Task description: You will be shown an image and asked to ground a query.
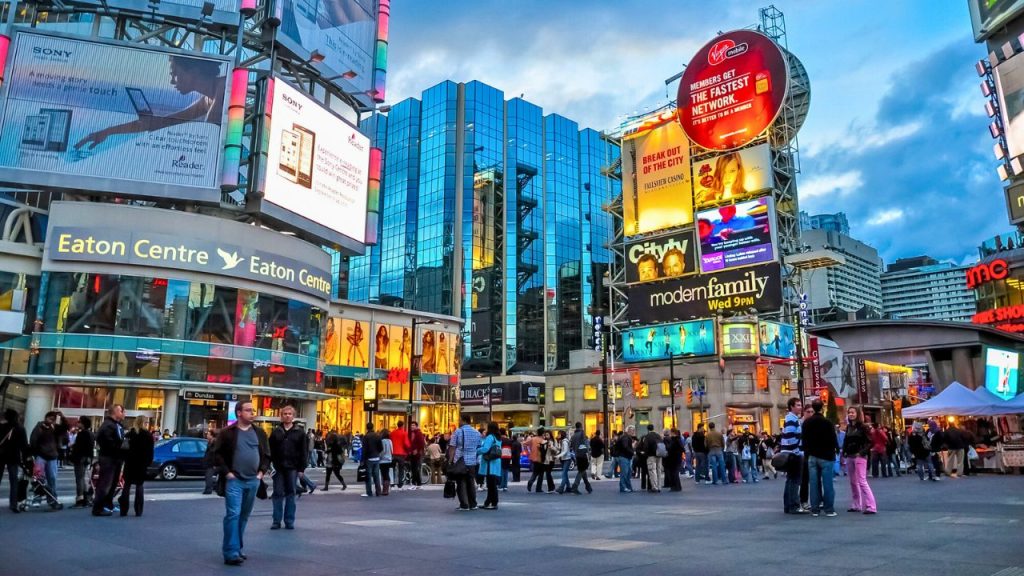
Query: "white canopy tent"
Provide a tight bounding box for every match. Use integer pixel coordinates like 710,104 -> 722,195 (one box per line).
901,382 -> 993,418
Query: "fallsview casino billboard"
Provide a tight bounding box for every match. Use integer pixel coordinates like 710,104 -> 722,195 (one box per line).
676,30 -> 789,151
0,30 -> 231,202
262,78 -> 370,247
621,118 -> 693,236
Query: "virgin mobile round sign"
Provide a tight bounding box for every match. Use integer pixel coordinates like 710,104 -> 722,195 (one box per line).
677,30 -> 789,151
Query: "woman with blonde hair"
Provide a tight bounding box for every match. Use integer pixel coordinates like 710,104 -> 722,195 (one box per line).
120,416 -> 155,516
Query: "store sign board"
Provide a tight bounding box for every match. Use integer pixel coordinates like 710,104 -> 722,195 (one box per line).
183,390 -> 241,401
42,202 -> 332,301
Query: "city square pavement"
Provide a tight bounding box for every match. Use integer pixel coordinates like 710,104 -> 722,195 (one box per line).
2,469 -> 1023,576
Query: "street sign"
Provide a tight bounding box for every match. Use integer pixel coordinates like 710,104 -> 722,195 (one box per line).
183,391 -> 241,402
363,400 -> 378,412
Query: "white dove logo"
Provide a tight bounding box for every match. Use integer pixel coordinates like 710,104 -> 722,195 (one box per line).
217,248 -> 244,270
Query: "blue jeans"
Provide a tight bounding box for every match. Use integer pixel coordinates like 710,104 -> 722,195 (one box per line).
500,462 -> 509,489
807,455 -> 835,513
682,454 -> 695,476
784,454 -> 803,512
272,469 -> 297,527
363,460 -> 381,496
222,476 -> 260,561
915,457 -> 935,480
694,452 -> 708,481
35,457 -> 58,499
307,450 -> 318,469
741,458 -> 758,483
557,459 -> 571,491
617,457 -> 633,491
708,451 -> 727,485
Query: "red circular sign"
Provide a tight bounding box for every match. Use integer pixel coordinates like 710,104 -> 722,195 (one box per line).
677,30 -> 789,151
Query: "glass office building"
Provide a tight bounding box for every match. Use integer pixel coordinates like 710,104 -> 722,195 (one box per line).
345,80 -> 620,373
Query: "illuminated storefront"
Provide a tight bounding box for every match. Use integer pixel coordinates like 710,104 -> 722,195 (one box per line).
972,234 -> 1024,334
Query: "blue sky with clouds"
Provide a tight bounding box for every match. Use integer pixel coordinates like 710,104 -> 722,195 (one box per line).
386,1 -> 1006,265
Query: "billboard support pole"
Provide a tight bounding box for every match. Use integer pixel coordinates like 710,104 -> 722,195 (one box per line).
669,351 -> 677,430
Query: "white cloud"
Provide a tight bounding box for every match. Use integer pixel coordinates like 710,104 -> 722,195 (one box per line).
866,208 -> 904,227
799,170 -> 862,199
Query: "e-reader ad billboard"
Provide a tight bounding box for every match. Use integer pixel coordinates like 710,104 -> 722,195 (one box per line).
263,78 -> 370,246
0,30 -> 230,202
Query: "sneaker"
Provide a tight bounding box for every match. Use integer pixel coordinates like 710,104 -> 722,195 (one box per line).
864,510 -> 877,515
825,511 -> 838,517
360,494 -> 371,498
811,511 -> 819,517
704,480 -> 712,485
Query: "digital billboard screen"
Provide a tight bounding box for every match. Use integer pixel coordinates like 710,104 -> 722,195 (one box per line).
697,196 -> 777,273
721,323 -> 757,356
692,143 -> 773,209
276,0 -> 377,96
626,262 -> 783,323
68,0 -> 240,26
0,30 -> 230,202
625,229 -> 698,284
969,0 -> 1024,41
621,118 -> 693,236
996,54 -> 1024,160
263,78 -> 369,246
985,346 -> 1020,401
621,319 -> 716,363
676,30 -> 789,151
758,320 -> 795,358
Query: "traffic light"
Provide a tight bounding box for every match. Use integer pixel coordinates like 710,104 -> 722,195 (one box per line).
781,380 -> 790,395
820,388 -> 829,405
687,388 -> 693,404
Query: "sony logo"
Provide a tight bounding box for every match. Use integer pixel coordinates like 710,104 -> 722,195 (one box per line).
33,47 -> 72,58
281,94 -> 303,111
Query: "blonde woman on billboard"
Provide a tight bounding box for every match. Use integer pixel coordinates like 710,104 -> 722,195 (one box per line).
74,56 -> 226,150
401,327 -> 412,369
699,152 -> 748,205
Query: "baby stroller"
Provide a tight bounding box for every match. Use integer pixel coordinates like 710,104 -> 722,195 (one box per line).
90,460 -> 124,513
16,459 -> 63,511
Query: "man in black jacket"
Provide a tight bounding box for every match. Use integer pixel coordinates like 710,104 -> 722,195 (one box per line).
30,411 -> 61,505
70,416 -> 95,508
616,426 -> 636,493
1,409 -> 29,513
802,400 -> 838,517
92,405 -> 125,516
268,405 -> 307,530
212,400 -> 270,566
691,424 -> 708,483
360,422 -> 384,497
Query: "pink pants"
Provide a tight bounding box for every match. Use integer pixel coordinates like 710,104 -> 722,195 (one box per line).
846,456 -> 876,513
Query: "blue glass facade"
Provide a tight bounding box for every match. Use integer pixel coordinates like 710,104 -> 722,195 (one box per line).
378,98 -> 422,308
415,81 -> 459,315
348,81 -> 618,373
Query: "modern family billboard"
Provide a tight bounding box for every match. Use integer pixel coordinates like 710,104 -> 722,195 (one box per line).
275,0 -> 378,97
626,262 -> 782,323
625,229 -> 698,284
621,118 -> 693,236
696,195 -> 777,273
676,30 -> 789,152
621,318 -> 716,363
0,30 -> 230,202
692,143 -> 773,208
262,78 -> 370,246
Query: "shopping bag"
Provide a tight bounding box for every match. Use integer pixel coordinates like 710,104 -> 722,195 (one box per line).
356,464 -> 367,482
443,478 -> 457,499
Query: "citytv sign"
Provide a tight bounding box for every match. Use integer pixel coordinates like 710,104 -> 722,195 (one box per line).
966,259 -> 1009,289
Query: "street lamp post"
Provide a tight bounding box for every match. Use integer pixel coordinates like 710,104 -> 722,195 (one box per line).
487,373 -> 494,423
669,351 -> 677,430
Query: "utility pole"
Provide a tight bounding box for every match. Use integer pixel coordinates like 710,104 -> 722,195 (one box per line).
601,332 -> 610,442
669,351 -> 677,430
487,373 -> 494,423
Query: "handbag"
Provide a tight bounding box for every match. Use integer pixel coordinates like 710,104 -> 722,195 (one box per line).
256,478 -> 269,500
356,464 -> 367,482
443,478 -> 457,499
771,451 -> 793,470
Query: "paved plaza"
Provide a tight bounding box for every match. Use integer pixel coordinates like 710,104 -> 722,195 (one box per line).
2,470 -> 1023,576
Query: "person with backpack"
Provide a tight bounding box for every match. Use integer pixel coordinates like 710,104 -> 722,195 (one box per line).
476,422 -> 502,509
498,429 -> 513,491
909,422 -> 937,481
569,423 -> 593,494
643,425 -> 664,493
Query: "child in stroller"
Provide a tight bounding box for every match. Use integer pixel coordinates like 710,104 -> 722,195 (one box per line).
16,459 -> 63,511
